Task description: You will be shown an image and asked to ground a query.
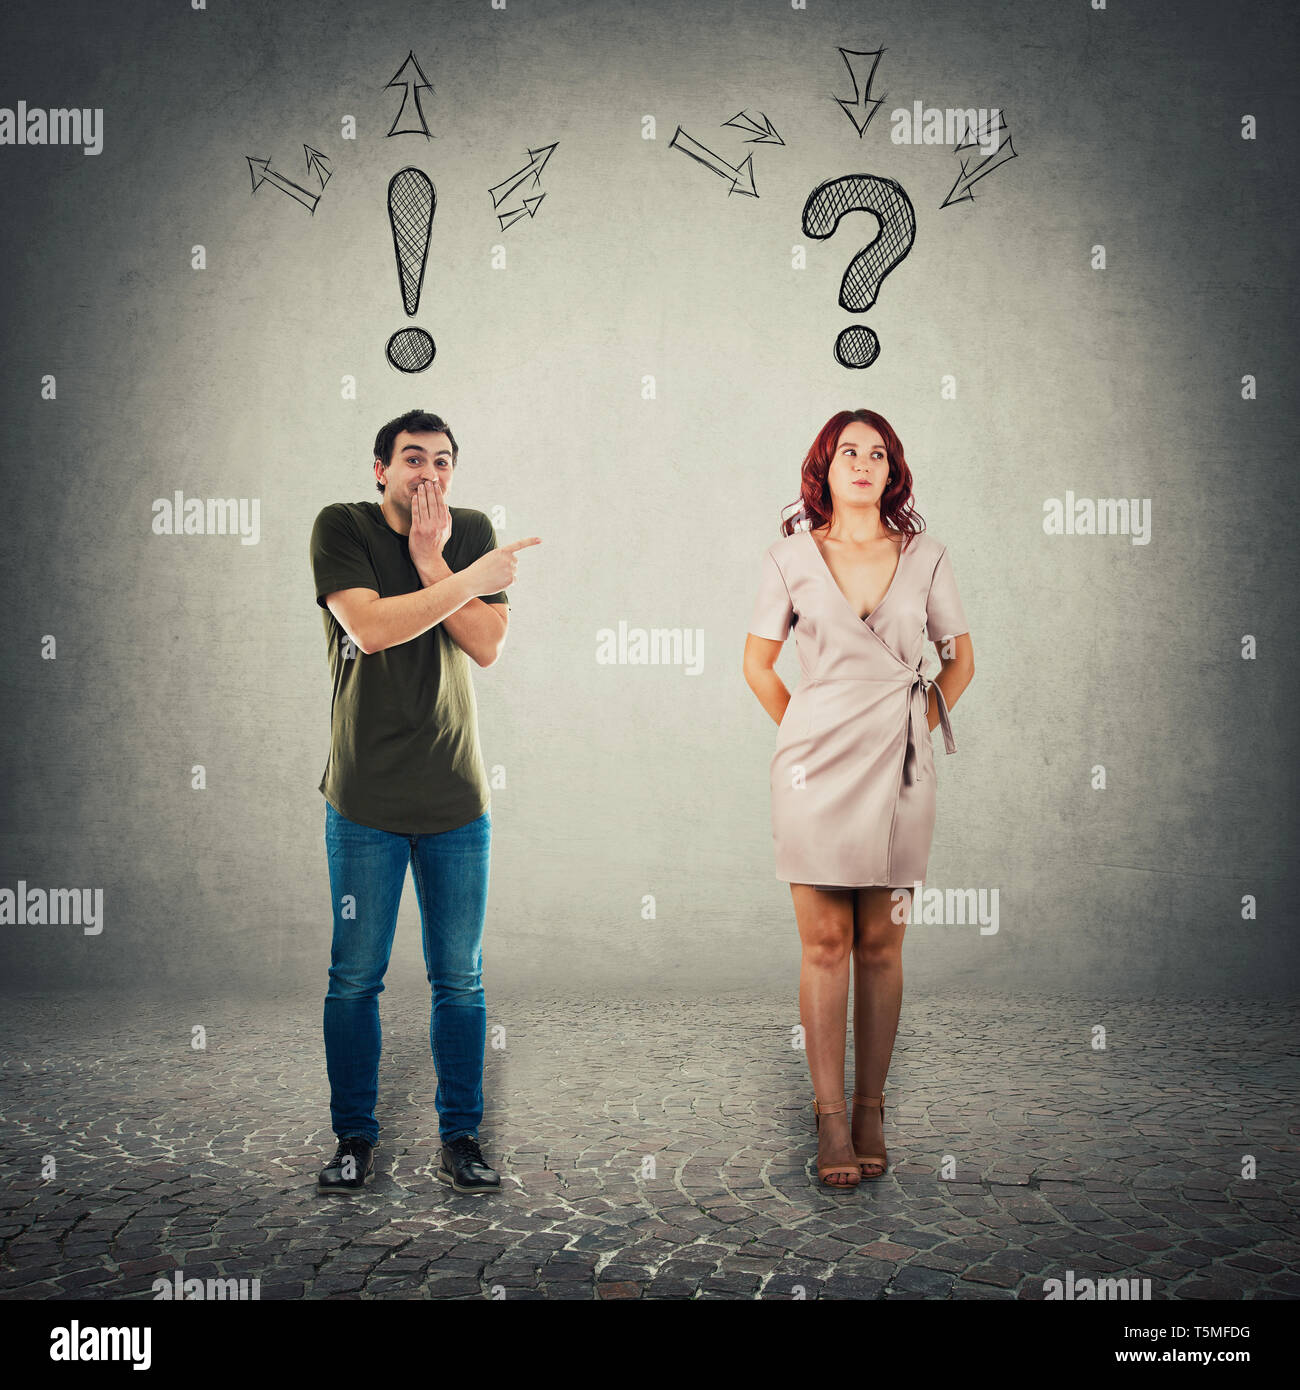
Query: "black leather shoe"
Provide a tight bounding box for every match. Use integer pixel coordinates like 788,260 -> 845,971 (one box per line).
437,1135 -> 500,1194
318,1135 -> 375,1192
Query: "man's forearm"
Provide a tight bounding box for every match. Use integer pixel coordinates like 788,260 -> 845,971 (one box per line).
356,569 -> 477,654
417,554 -> 507,665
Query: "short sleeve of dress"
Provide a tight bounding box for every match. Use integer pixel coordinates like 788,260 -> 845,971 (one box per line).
925,546 -> 969,640
748,549 -> 794,641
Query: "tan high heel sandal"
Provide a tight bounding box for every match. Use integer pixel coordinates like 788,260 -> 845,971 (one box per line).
812,1097 -> 861,1188
851,1091 -> 887,1179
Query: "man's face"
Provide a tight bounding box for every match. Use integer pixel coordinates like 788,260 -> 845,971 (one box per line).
377,430 -> 454,511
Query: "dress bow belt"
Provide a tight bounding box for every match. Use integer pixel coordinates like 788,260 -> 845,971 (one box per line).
908,661 -> 956,780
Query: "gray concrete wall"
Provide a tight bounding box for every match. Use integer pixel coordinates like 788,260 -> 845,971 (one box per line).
1,0 -> 1296,999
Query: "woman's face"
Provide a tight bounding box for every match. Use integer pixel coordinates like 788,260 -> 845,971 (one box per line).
825,423 -> 890,513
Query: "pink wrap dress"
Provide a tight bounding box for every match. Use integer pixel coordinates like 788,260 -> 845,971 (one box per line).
748,528 -> 969,889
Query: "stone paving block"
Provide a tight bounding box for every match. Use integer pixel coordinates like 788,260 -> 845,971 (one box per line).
891,1264 -> 957,1295
820,1274 -> 888,1298
961,1262 -> 1023,1289
642,1277 -> 698,1298
856,1239 -> 917,1261
700,1272 -> 762,1294
597,1280 -> 641,1299
419,1275 -> 482,1297
536,1263 -> 591,1282
761,1275 -> 825,1298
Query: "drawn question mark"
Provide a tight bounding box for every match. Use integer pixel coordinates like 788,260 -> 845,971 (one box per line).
801,174 -> 916,369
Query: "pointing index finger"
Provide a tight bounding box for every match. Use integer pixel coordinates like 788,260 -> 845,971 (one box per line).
502,537 -> 542,552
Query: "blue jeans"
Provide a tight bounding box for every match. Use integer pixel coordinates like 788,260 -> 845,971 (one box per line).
322,800 -> 491,1146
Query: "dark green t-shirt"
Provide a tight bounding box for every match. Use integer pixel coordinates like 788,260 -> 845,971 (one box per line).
309,499 -> 508,834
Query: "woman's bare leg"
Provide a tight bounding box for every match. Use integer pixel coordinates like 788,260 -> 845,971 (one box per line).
850,885 -> 909,1174
790,883 -> 857,1184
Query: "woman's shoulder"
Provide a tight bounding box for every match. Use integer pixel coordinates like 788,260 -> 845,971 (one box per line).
763,528 -> 807,562
903,529 -> 947,561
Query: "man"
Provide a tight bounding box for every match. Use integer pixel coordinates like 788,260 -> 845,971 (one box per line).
308,408 -> 539,1194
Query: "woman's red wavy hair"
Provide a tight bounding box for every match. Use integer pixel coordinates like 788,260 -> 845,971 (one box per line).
779,409 -> 925,546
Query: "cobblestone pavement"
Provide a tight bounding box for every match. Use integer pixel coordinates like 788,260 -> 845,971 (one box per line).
0,991 -> 1296,1300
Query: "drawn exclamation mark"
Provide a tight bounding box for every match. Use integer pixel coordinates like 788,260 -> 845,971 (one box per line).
385,166 -> 436,372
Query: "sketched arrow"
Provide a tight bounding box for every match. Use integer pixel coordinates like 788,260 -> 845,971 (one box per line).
834,47 -> 887,137
304,145 -> 332,190
488,143 -> 559,210
722,109 -> 785,145
669,125 -> 758,198
386,49 -> 435,138
246,148 -> 325,214
941,110 -> 1018,207
497,194 -> 546,232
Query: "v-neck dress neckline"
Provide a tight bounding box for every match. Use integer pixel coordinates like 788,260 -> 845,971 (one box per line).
805,527 -> 905,623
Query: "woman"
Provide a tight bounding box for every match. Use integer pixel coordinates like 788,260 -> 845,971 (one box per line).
743,410 -> 974,1188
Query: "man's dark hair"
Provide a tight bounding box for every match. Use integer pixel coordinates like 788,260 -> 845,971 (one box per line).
373,409 -> 458,494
